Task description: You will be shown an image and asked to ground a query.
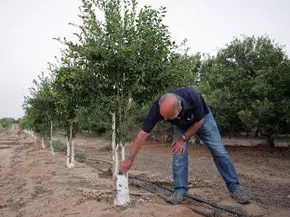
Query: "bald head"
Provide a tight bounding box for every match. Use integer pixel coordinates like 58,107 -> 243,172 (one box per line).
159,93 -> 182,120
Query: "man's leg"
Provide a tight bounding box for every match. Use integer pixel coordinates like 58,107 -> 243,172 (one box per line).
197,112 -> 250,204
167,126 -> 188,204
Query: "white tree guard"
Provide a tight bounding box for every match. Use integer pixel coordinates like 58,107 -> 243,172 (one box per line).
114,142 -> 130,205
24,129 -> 37,143
41,138 -> 45,148
121,144 -> 125,162
50,141 -> 55,155
111,112 -> 130,206
66,138 -> 75,168
114,173 -> 130,205
30,130 -> 37,143
66,138 -> 70,167
71,139 -> 75,167
50,122 -> 54,155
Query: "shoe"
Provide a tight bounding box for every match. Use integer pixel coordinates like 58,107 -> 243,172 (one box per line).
166,192 -> 184,205
231,188 -> 250,204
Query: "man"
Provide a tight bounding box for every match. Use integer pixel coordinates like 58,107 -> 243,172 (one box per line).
121,87 -> 250,205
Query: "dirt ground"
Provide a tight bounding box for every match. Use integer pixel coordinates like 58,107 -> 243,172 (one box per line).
0,125 -> 289,217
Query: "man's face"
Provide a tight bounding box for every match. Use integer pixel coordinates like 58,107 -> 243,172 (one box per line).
163,104 -> 182,120
159,94 -> 182,120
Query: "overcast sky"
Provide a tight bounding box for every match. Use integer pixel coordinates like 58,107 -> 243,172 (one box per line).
1,0 -> 289,119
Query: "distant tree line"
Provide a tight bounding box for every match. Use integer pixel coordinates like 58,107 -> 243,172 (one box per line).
0,118 -> 16,130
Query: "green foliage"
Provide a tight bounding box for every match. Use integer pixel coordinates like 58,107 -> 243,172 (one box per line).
50,65 -> 85,137
73,0 -> 177,101
168,46 -> 201,87
23,0 -> 290,145
22,73 -> 58,136
22,0 -> 200,142
51,140 -> 66,152
200,35 -> 290,136
18,116 -> 31,129
55,0 -> 199,143
23,62 -> 85,138
76,98 -> 113,133
0,118 -> 15,129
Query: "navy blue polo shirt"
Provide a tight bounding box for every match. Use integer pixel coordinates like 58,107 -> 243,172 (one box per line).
142,87 -> 210,133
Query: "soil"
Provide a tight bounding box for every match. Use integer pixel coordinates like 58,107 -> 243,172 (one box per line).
0,125 -> 289,217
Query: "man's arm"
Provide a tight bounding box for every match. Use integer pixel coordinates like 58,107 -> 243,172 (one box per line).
128,129 -> 150,161
183,118 -> 204,140
121,99 -> 160,173
120,129 -> 150,173
127,99 -> 161,160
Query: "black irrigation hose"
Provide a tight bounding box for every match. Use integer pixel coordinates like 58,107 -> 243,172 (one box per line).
130,175 -> 254,217
129,176 -> 210,217
85,159 -> 256,217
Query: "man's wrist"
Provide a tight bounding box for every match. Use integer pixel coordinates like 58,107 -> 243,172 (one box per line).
181,134 -> 187,141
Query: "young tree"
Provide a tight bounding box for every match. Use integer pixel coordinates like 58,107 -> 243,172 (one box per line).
51,63 -> 87,167
23,73 -> 57,147
59,0 -> 199,144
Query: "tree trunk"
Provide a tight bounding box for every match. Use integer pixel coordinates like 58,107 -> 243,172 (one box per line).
111,112 -> 117,200
121,142 -> 125,161
41,138 -> 45,148
71,139 -> 75,167
66,137 -> 70,167
266,135 -> 276,149
115,144 -> 120,176
50,121 -> 54,154
66,123 -> 75,168
30,130 -> 37,143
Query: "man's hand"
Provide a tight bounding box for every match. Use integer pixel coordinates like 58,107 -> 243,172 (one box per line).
120,130 -> 149,174
120,159 -> 133,174
171,139 -> 186,155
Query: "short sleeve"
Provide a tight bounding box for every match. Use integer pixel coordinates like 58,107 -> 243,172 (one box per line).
186,88 -> 206,121
171,87 -> 207,122
141,100 -> 163,133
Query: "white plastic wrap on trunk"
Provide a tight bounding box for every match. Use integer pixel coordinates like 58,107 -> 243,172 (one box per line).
66,138 -> 70,168
66,138 -> 75,168
121,144 -> 125,161
25,130 -> 37,142
114,174 -> 130,205
31,131 -> 37,143
114,143 -> 130,206
71,139 -> 75,168
50,122 -> 54,155
41,138 -> 45,148
50,141 -> 55,155
111,113 -> 130,206
114,144 -> 119,177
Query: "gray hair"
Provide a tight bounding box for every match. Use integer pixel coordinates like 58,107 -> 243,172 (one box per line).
159,93 -> 181,114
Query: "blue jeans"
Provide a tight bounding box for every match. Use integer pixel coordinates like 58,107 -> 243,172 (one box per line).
172,112 -> 240,195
